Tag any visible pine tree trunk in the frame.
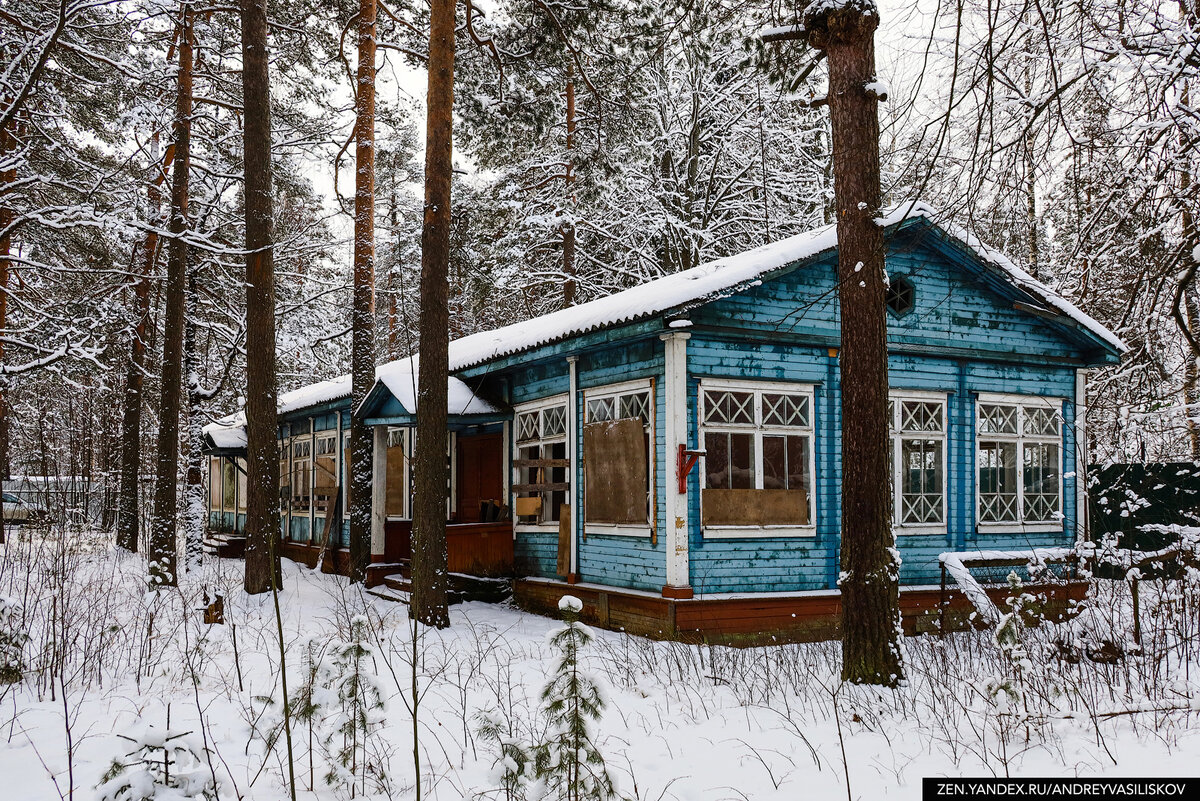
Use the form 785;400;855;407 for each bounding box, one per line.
805;2;903;687
241;0;282;594
149;6;194;588
183;274;206;569
410;0;455;629
349;0;378;584
0;108;14;546
117;136;172;553
561;71;576;308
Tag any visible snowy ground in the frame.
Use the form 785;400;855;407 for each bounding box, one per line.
0;532;1197;800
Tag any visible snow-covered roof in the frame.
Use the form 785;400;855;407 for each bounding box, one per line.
206;201;1124;441
202;415;248;451
442;202;1125;371
201;362;500;452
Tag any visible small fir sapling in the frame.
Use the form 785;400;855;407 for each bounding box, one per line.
287;637;333;792
531;595;620;801
986;572;1035;716
476;709;531;801
322;615;386;796
0;595;27;684
95;724;219;801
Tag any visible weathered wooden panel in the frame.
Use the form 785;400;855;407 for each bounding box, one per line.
583;419;648;524
701;488;808;526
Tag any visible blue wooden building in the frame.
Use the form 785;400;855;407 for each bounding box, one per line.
204;205;1123;638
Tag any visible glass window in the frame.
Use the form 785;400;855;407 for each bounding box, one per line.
700;383;815;528
889;397;946;528
977;399;1062;526
515;400;569;526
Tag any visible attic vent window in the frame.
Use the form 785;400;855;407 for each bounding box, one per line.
886;276;915;317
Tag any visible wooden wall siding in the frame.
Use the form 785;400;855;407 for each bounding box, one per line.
289;514;310;543
682;335;1078;592
691;239;1090;362
515;529;559;577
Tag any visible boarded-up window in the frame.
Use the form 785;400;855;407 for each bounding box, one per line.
386;427;406;517
279;439;291;512
700;383;814;528
291;438;311;513
584;419;648;524
514;401;569;525
237;459;248;511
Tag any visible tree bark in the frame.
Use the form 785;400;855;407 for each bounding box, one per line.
148;5;194;588
805;1;903;687
241;0;282;594
183;273;206;569
117;135;173;553
0;106;14;546
561;70;576;308
349;0;378;584
410;0;455;628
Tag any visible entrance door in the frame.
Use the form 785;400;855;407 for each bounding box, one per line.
455;433;504;523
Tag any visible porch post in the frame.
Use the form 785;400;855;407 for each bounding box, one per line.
1075;369;1088;546
371;424;386;559
567;355;579;582
661;331;693;599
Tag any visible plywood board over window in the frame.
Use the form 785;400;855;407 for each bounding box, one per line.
583;419;648;525
385;429;406;518
702;488;808;526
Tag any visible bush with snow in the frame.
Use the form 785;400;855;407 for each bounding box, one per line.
94;724;218;801
0;594;26;684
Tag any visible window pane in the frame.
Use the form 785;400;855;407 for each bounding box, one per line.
542;405;567;437
900;401;942;433
517;412;539;442
1022;406;1059;436
763;436;786;489
618;391;650;424
979;404;1017;434
900;438;942;524
704;432;730;490
978;441;1018;522
587;397;613;423
762;393;809;427
703;390;754;425
729;433;754;489
787;435;810;497
1023;442;1060;521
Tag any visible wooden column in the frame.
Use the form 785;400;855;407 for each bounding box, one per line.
661;332;693;598
371;425;387;559
1075;369;1089;545
567;355;579;581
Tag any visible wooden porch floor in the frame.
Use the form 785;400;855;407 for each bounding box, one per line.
514;577;1087;645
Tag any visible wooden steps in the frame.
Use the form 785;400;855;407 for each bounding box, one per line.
202;532;246;558
368;563;511;605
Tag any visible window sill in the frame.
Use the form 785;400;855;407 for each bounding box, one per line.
703;525;816;540
895;525;948;536
977;522;1064;535
584;523;652;538
515;523;562;534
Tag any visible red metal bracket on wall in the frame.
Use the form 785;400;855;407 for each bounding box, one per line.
677;444;705;494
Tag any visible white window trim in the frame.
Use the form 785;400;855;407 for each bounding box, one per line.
975;393;1065;534
582;379;655;539
514;394;570;533
699;378;818;539
889;391;949;536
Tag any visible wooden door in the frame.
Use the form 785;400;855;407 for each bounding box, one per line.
455;433;504;523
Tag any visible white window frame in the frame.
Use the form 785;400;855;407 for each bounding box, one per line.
513;394;571;532
888;390;949;536
582;378;655;539
699;378;817;539
975;393;1065;534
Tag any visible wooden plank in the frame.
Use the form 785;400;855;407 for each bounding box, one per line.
557;504;571;576
513;482;570;493
583;419;648;525
513;458;571;468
